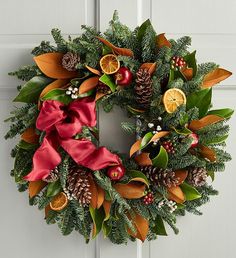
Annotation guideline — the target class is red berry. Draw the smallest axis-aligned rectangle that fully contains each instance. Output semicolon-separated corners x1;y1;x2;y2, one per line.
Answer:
189;133;199;148
115;67;133;86
107;165;125;181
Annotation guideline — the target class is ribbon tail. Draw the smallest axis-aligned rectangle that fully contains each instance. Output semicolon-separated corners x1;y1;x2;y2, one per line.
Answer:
24;136;61;181
60;138;121;170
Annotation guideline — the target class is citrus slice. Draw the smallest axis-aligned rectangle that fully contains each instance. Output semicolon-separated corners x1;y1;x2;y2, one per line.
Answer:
163;88;186;113
100;54;120;74
49;192;68;211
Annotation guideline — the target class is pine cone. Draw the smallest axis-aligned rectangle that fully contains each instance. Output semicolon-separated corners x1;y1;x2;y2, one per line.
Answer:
65;165;92;206
141;166;179;188
135;68;153;108
187;167;207;187
43;167;59;183
62;52;80;71
96;81;111;94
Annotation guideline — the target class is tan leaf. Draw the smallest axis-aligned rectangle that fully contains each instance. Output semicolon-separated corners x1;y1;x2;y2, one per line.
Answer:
174;170;188;185
34;53;78;79
78;76;99;94
88;175;98;209
28;180;47;198
129;139;142;157
188;115;224;131
202;68;232;88
198;144;217;162
97;185;105;209
140;62;157;75
156;33;171;48
96;37;134;57
150;131;169;142
44;205;52;218
127;212;149;242
181;67;193;81
135;153;152;166
114;182;146;199
95;92;106;101
103;200;112;220
168;186;185;203
21;127;39;144
86;65;101;76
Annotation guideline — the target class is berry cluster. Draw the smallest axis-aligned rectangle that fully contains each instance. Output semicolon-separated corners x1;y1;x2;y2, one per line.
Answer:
143;191;154;205
162;140;176;154
171;56;186;71
158;199;177;213
66;86;79;99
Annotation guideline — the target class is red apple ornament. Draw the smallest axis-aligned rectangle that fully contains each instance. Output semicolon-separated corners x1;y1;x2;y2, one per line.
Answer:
189;133;199;148
107;165;125;181
115;67;133;86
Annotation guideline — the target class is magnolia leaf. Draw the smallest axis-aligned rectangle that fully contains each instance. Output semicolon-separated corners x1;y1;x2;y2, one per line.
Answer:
126;170;149;186
207;108;234;119
127;105;145;115
154;215;167;236
168;186;185;203
208;171;215;182
41;89;72;105
140;62;157;75
79;76;99;94
46;180;62;197
114;182;146;199
85;65;101;76
130;139;142;157
186;88;212;118
188;115;224;131
156;33;171;48
97;186;105;209
96;36;133;57
180;182;201;201
198;145;217;162
137;19;153;42
174;170;188;185
206;134;228;144
135;153;152;166
14;76;52;103
29;180;47;198
18;140;37;150
21;127;39;144
89;207;105;238
95;92;106;101
202;68;232;88
152;146;168;169
173;126;192;135
181;67;193;81
140;132;153;149
99;74;117;92
39;79;69;99
34;53;78;79
184;51;197;77
150;131;169;142
88;175;98;209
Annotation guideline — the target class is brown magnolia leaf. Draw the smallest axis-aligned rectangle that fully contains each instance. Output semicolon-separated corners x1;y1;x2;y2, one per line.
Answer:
114;182;146;199
135;153;152;166
21;127;39;144
96;36;134;57
103;200;111;220
168;186;185;203
95;92;106;101
188;115;224;131
174;170;188;185
198;144;217;162
34;53;78;79
156;33;171;48
129;139;142;157
140;63;157;75
44;204;52;218
181;67;193;81
97;185;105;209
29;180;47;198
86;65;101;76
127;213;149;242
150;131;169;142
79;76;99;94
88;175;98;209
202;68;232;88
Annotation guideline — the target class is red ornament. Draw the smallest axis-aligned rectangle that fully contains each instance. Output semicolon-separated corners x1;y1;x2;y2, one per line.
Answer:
189;133;199;148
171;56;186;71
107;165;125;181
115;67;133;86
143;191;154;205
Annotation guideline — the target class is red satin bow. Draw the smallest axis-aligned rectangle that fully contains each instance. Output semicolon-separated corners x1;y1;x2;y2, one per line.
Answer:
24;98;121;181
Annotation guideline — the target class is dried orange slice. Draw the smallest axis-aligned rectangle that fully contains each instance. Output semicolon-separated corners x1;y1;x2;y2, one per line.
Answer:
49;192;68;211
163;88;186;113
100;54;120;74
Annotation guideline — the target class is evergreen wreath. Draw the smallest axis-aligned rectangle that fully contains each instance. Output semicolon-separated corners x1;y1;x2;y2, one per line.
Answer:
5;11;234;244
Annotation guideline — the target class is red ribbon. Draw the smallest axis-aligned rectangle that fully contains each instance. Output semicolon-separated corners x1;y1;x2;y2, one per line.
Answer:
24;98;121;181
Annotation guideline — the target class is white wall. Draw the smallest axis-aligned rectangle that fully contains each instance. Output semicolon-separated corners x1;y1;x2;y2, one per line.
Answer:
0;1;235;258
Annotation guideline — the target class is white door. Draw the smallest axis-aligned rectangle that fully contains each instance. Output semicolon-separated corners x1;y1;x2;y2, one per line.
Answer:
1;1;235;258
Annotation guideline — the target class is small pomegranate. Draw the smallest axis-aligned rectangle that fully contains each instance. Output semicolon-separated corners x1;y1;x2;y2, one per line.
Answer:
115;67;133;86
107;165;125;181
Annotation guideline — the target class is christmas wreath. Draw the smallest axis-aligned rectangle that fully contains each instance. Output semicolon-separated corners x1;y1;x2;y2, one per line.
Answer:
5;11;233;244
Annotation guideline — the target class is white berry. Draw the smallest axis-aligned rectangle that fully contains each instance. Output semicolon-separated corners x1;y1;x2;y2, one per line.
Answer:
66;90;71;95
148;123;154;128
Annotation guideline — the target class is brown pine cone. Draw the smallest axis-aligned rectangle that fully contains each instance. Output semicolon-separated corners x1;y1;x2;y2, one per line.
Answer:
43;167;59;183
64;165;92;206
62;52;80;71
96;81;111;94
187;167;207;187
141;166;179;188
135;68;153;108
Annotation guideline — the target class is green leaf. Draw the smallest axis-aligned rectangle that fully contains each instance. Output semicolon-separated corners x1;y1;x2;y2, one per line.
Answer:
126;170;149;186
18;140;38;150
41;89;72;105
102;45;112;55
180;182;201;201
14;76;52;103
207;171;215;182
176;203;186;209
89;207;105;238
152;146;168;169
173;126;192;135
186;88;212;118
207;108;234;119
206;134;228;144
137;19;153;42
102;221;112;238
77;89;95;98
99;74;116;92
184;51;197;77
153;215;167;236
46;180;62;197
140;132;153;150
